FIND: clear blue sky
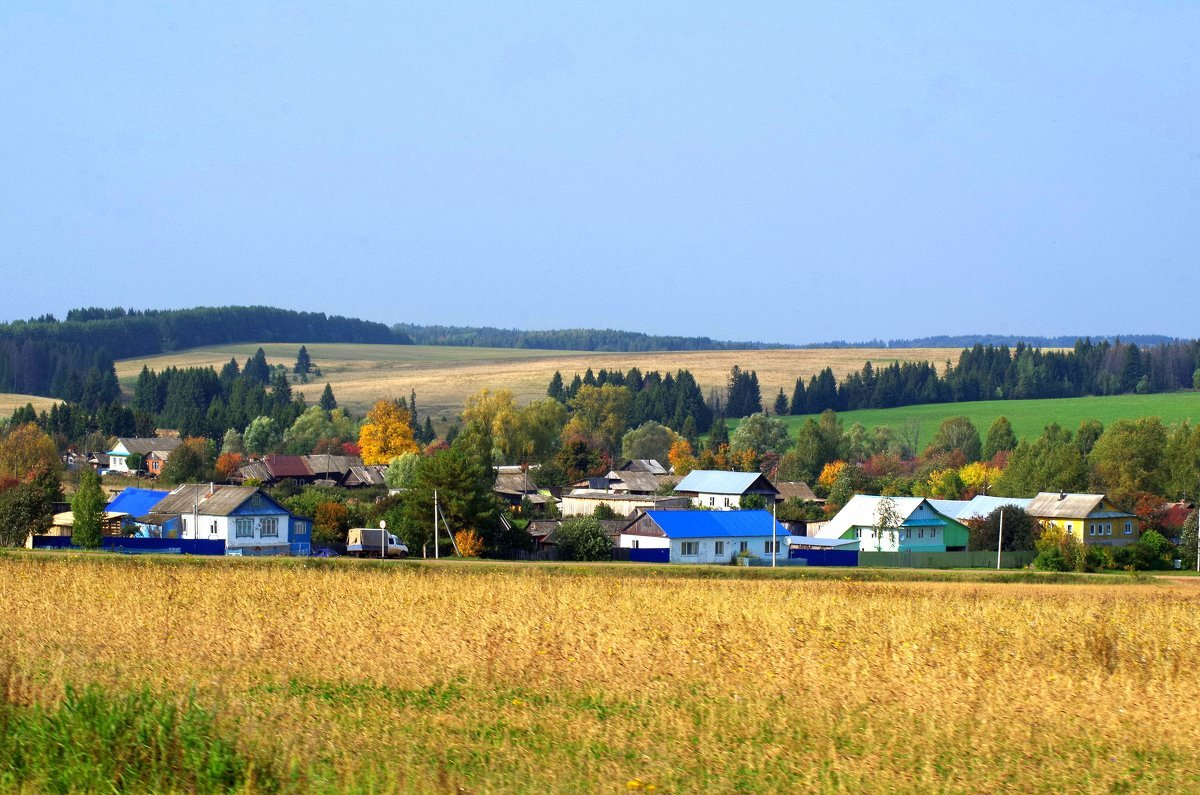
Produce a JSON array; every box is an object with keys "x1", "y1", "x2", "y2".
[{"x1": 2, "y1": 2, "x2": 1197, "y2": 344}]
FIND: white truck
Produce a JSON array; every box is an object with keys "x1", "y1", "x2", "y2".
[{"x1": 345, "y1": 528, "x2": 409, "y2": 558}]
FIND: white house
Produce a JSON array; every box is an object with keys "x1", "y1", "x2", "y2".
[
  {"x1": 107, "y1": 437, "x2": 182, "y2": 474},
  {"x1": 816, "y1": 495, "x2": 971, "y2": 552},
  {"x1": 672, "y1": 470, "x2": 779, "y2": 510},
  {"x1": 147, "y1": 484, "x2": 301, "y2": 556},
  {"x1": 619, "y1": 510, "x2": 789, "y2": 564}
]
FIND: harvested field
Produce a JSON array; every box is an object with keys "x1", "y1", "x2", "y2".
[
  {"x1": 114, "y1": 343, "x2": 959, "y2": 417},
  {"x1": 0, "y1": 393, "x2": 59, "y2": 415},
  {"x1": 1, "y1": 554, "x2": 1197, "y2": 793}
]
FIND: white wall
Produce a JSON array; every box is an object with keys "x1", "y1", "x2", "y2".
[
  {"x1": 617, "y1": 534, "x2": 670, "y2": 549},
  {"x1": 181, "y1": 513, "x2": 291, "y2": 552},
  {"x1": 669, "y1": 536, "x2": 782, "y2": 564},
  {"x1": 690, "y1": 493, "x2": 743, "y2": 510}
]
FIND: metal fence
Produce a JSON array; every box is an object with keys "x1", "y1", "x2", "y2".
[
  {"x1": 787, "y1": 549, "x2": 860, "y2": 567},
  {"x1": 858, "y1": 550, "x2": 1036, "y2": 569},
  {"x1": 31, "y1": 536, "x2": 227, "y2": 556}
]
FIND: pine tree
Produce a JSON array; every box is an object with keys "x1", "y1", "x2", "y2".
[
  {"x1": 319, "y1": 383, "x2": 338, "y2": 411},
  {"x1": 71, "y1": 469, "x2": 105, "y2": 549},
  {"x1": 547, "y1": 371, "x2": 566, "y2": 402},
  {"x1": 422, "y1": 416, "x2": 436, "y2": 445},
  {"x1": 294, "y1": 345, "x2": 313, "y2": 376},
  {"x1": 709, "y1": 414, "x2": 729, "y2": 448},
  {"x1": 773, "y1": 388, "x2": 789, "y2": 416}
]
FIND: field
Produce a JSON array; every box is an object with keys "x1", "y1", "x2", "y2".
[
  {"x1": 2, "y1": 554, "x2": 1199, "y2": 793},
  {"x1": 0, "y1": 393, "x2": 59, "y2": 416},
  {"x1": 114, "y1": 343, "x2": 959, "y2": 417},
  {"x1": 749, "y1": 392, "x2": 1200, "y2": 442}
]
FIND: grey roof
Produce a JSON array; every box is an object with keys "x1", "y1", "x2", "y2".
[
  {"x1": 304, "y1": 455, "x2": 362, "y2": 476},
  {"x1": 787, "y1": 535, "x2": 859, "y2": 548},
  {"x1": 345, "y1": 466, "x2": 387, "y2": 487},
  {"x1": 610, "y1": 471, "x2": 660, "y2": 494},
  {"x1": 150, "y1": 485, "x2": 282, "y2": 517},
  {"x1": 673, "y1": 470, "x2": 778, "y2": 496},
  {"x1": 237, "y1": 460, "x2": 273, "y2": 482},
  {"x1": 620, "y1": 459, "x2": 668, "y2": 475},
  {"x1": 112, "y1": 437, "x2": 183, "y2": 456},
  {"x1": 953, "y1": 495, "x2": 1033, "y2": 520},
  {"x1": 494, "y1": 471, "x2": 540, "y2": 495},
  {"x1": 774, "y1": 481, "x2": 819, "y2": 502},
  {"x1": 1026, "y1": 493, "x2": 1132, "y2": 520}
]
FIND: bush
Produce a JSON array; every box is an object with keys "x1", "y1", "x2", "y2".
[
  {"x1": 555, "y1": 517, "x2": 613, "y2": 562},
  {"x1": 1113, "y1": 530, "x2": 1176, "y2": 571}
]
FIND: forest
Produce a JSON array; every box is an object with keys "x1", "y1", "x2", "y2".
[{"x1": 0, "y1": 307, "x2": 407, "y2": 399}]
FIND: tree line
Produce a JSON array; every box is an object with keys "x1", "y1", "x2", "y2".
[
  {"x1": 396, "y1": 323, "x2": 783, "y2": 352},
  {"x1": 0, "y1": 307, "x2": 408, "y2": 399}
]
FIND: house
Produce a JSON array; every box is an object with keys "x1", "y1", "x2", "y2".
[
  {"x1": 929, "y1": 495, "x2": 1032, "y2": 523},
  {"x1": 606, "y1": 470, "x2": 662, "y2": 495},
  {"x1": 494, "y1": 467, "x2": 548, "y2": 510},
  {"x1": 773, "y1": 481, "x2": 821, "y2": 504},
  {"x1": 144, "y1": 449, "x2": 177, "y2": 478},
  {"x1": 343, "y1": 465, "x2": 388, "y2": 488},
  {"x1": 105, "y1": 488, "x2": 169, "y2": 536},
  {"x1": 673, "y1": 470, "x2": 779, "y2": 510},
  {"x1": 1025, "y1": 492, "x2": 1139, "y2": 547},
  {"x1": 235, "y1": 455, "x2": 317, "y2": 485},
  {"x1": 1160, "y1": 501, "x2": 1195, "y2": 542},
  {"x1": 147, "y1": 484, "x2": 301, "y2": 556},
  {"x1": 48, "y1": 510, "x2": 128, "y2": 537},
  {"x1": 619, "y1": 510, "x2": 789, "y2": 564},
  {"x1": 816, "y1": 496, "x2": 970, "y2": 552},
  {"x1": 559, "y1": 490, "x2": 689, "y2": 517},
  {"x1": 107, "y1": 437, "x2": 183, "y2": 474}
]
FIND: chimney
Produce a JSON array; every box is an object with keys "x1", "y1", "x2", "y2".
[
  {"x1": 1058, "y1": 492, "x2": 1066, "y2": 501},
  {"x1": 209, "y1": 482, "x2": 215, "y2": 495}
]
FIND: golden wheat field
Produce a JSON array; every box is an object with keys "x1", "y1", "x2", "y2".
[
  {"x1": 1, "y1": 555, "x2": 1198, "y2": 793},
  {"x1": 0, "y1": 393, "x2": 59, "y2": 415},
  {"x1": 113, "y1": 343, "x2": 961, "y2": 417}
]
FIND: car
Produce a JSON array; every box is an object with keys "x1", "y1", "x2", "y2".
[{"x1": 310, "y1": 548, "x2": 340, "y2": 558}]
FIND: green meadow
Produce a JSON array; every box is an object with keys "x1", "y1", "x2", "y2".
[{"x1": 739, "y1": 392, "x2": 1200, "y2": 441}]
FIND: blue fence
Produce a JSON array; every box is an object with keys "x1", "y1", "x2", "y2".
[
  {"x1": 31, "y1": 536, "x2": 226, "y2": 556},
  {"x1": 627, "y1": 548, "x2": 670, "y2": 564},
  {"x1": 789, "y1": 548, "x2": 859, "y2": 567}
]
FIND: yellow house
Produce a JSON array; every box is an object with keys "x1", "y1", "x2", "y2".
[{"x1": 1025, "y1": 492, "x2": 1139, "y2": 547}]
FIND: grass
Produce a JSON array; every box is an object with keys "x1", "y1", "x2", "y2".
[
  {"x1": 113, "y1": 343, "x2": 960, "y2": 416},
  {"x1": 1, "y1": 553, "x2": 1198, "y2": 792},
  {"x1": 743, "y1": 392, "x2": 1200, "y2": 441}
]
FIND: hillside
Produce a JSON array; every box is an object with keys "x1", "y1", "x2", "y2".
[
  {"x1": 114, "y1": 343, "x2": 960, "y2": 417},
  {"x1": 743, "y1": 392, "x2": 1200, "y2": 443}
]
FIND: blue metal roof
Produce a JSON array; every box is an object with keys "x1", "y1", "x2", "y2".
[
  {"x1": 673, "y1": 470, "x2": 776, "y2": 495},
  {"x1": 106, "y1": 488, "x2": 169, "y2": 517},
  {"x1": 644, "y1": 510, "x2": 786, "y2": 539}
]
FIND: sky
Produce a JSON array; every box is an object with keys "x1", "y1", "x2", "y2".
[{"x1": 1, "y1": 2, "x2": 1197, "y2": 344}]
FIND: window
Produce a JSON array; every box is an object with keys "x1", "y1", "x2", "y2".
[
  {"x1": 714, "y1": 541, "x2": 724, "y2": 556},
  {"x1": 931, "y1": 528, "x2": 937, "y2": 538},
  {"x1": 209, "y1": 521, "x2": 217, "y2": 535},
  {"x1": 764, "y1": 540, "x2": 779, "y2": 554},
  {"x1": 681, "y1": 541, "x2": 699, "y2": 556},
  {"x1": 918, "y1": 528, "x2": 924, "y2": 539},
  {"x1": 235, "y1": 518, "x2": 253, "y2": 538},
  {"x1": 709, "y1": 497, "x2": 715, "y2": 507},
  {"x1": 739, "y1": 541, "x2": 748, "y2": 553},
  {"x1": 1106, "y1": 524, "x2": 1113, "y2": 536},
  {"x1": 1125, "y1": 521, "x2": 1133, "y2": 535},
  {"x1": 631, "y1": 539, "x2": 640, "y2": 549},
  {"x1": 1067, "y1": 523, "x2": 1073, "y2": 533},
  {"x1": 855, "y1": 528, "x2": 862, "y2": 539},
  {"x1": 1089, "y1": 524, "x2": 1095, "y2": 536},
  {"x1": 724, "y1": 497, "x2": 731, "y2": 508},
  {"x1": 260, "y1": 518, "x2": 279, "y2": 538}
]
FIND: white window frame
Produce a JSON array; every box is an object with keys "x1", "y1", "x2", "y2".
[
  {"x1": 235, "y1": 518, "x2": 253, "y2": 538},
  {"x1": 631, "y1": 539, "x2": 640, "y2": 549},
  {"x1": 714, "y1": 541, "x2": 724, "y2": 556},
  {"x1": 764, "y1": 540, "x2": 779, "y2": 554},
  {"x1": 739, "y1": 541, "x2": 748, "y2": 553},
  {"x1": 209, "y1": 521, "x2": 218, "y2": 536},
  {"x1": 260, "y1": 517, "x2": 279, "y2": 538},
  {"x1": 1125, "y1": 521, "x2": 1133, "y2": 535},
  {"x1": 724, "y1": 497, "x2": 731, "y2": 508},
  {"x1": 681, "y1": 541, "x2": 699, "y2": 556},
  {"x1": 708, "y1": 496, "x2": 715, "y2": 507}
]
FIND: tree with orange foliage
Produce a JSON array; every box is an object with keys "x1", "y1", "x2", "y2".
[
  {"x1": 817, "y1": 460, "x2": 846, "y2": 491},
  {"x1": 314, "y1": 501, "x2": 350, "y2": 546},
  {"x1": 358, "y1": 400, "x2": 419, "y2": 465},
  {"x1": 668, "y1": 439, "x2": 697, "y2": 477},
  {"x1": 215, "y1": 452, "x2": 244, "y2": 482},
  {"x1": 0, "y1": 423, "x2": 59, "y2": 480},
  {"x1": 454, "y1": 529, "x2": 484, "y2": 558}
]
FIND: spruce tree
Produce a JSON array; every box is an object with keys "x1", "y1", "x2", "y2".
[
  {"x1": 319, "y1": 383, "x2": 338, "y2": 411},
  {"x1": 790, "y1": 378, "x2": 806, "y2": 416},
  {"x1": 709, "y1": 414, "x2": 729, "y2": 448},
  {"x1": 71, "y1": 469, "x2": 105, "y2": 549},
  {"x1": 547, "y1": 371, "x2": 566, "y2": 402},
  {"x1": 773, "y1": 388, "x2": 789, "y2": 416},
  {"x1": 294, "y1": 345, "x2": 313, "y2": 377}
]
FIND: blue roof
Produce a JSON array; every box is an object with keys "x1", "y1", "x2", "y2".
[
  {"x1": 106, "y1": 488, "x2": 169, "y2": 517},
  {"x1": 644, "y1": 510, "x2": 786, "y2": 539},
  {"x1": 673, "y1": 470, "x2": 776, "y2": 495}
]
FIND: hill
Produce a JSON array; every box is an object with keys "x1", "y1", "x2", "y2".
[
  {"x1": 114, "y1": 343, "x2": 960, "y2": 417},
  {"x1": 743, "y1": 392, "x2": 1200, "y2": 443}
]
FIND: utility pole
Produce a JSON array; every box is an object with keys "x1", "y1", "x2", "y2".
[
  {"x1": 379, "y1": 519, "x2": 386, "y2": 561},
  {"x1": 771, "y1": 500, "x2": 777, "y2": 568},
  {"x1": 433, "y1": 489, "x2": 439, "y2": 560},
  {"x1": 996, "y1": 510, "x2": 1005, "y2": 570}
]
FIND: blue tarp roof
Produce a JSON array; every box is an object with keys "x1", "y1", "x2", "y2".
[
  {"x1": 106, "y1": 488, "x2": 169, "y2": 517},
  {"x1": 644, "y1": 510, "x2": 786, "y2": 539}
]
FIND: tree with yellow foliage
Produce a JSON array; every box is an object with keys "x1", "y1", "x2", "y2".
[
  {"x1": 959, "y1": 460, "x2": 1002, "y2": 496},
  {"x1": 0, "y1": 423, "x2": 59, "y2": 480},
  {"x1": 358, "y1": 400, "x2": 419, "y2": 465},
  {"x1": 817, "y1": 460, "x2": 845, "y2": 491},
  {"x1": 668, "y1": 439, "x2": 697, "y2": 477}
]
